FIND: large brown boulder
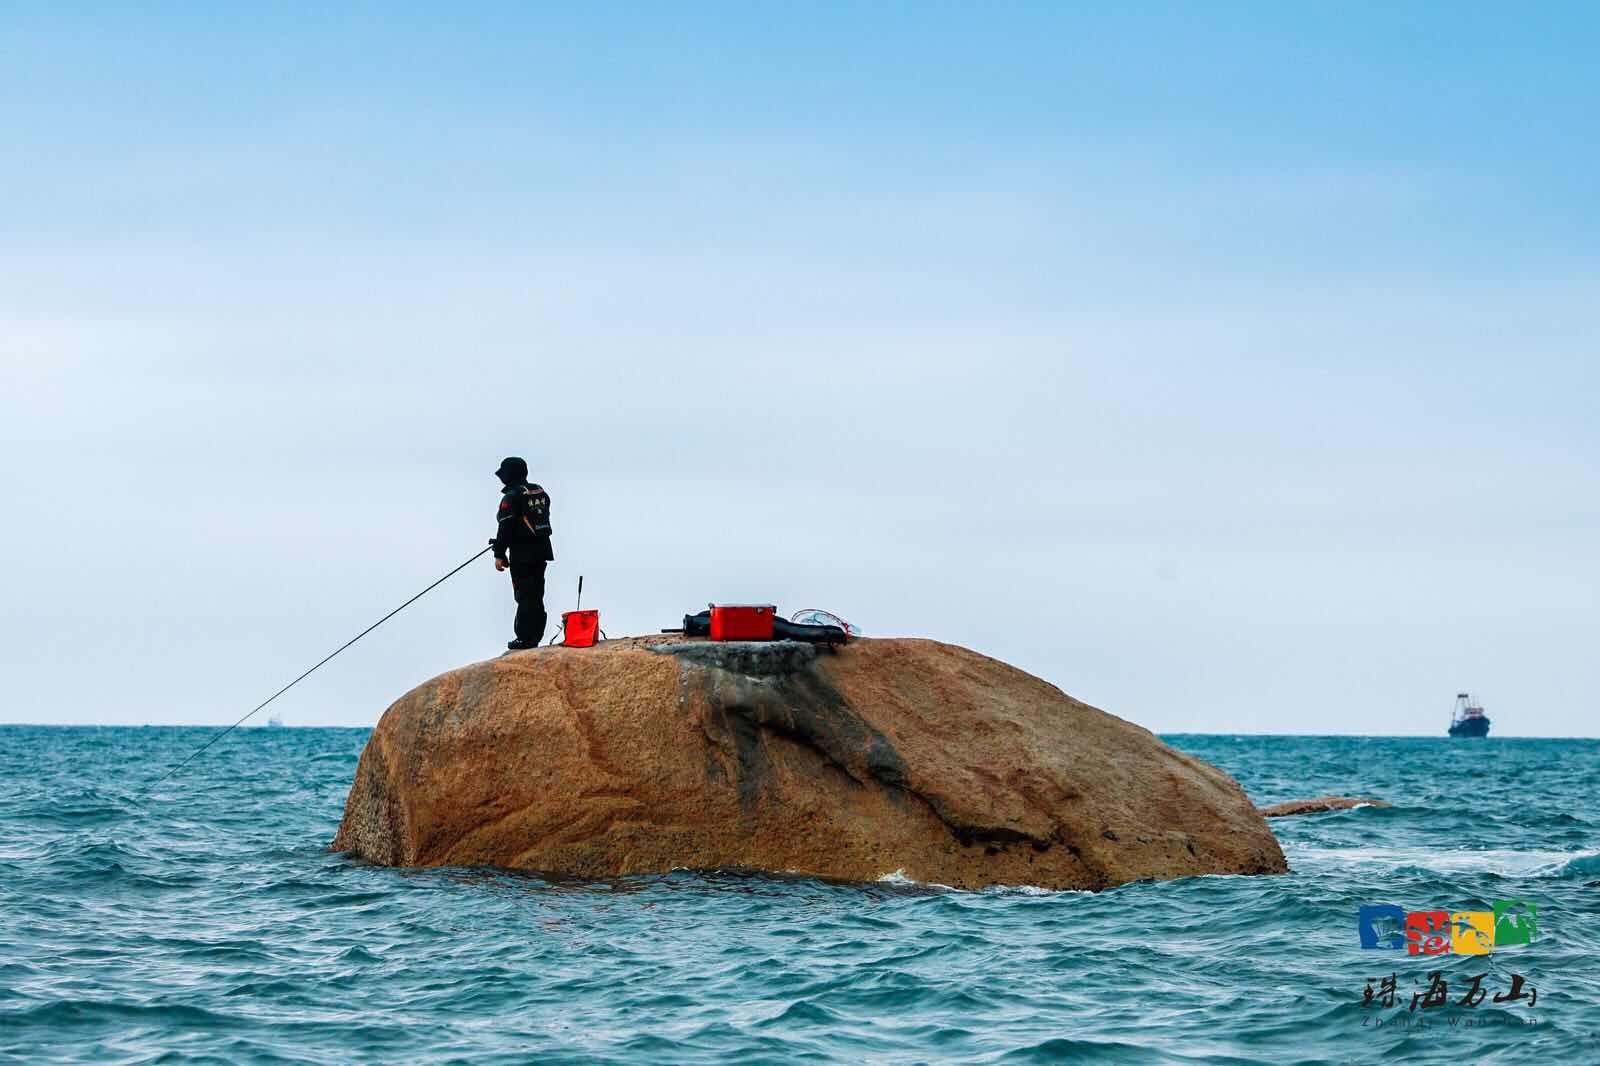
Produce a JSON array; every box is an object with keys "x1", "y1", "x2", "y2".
[{"x1": 333, "y1": 637, "x2": 1286, "y2": 890}]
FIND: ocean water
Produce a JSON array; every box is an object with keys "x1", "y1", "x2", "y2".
[{"x1": 1, "y1": 727, "x2": 1595, "y2": 1065}]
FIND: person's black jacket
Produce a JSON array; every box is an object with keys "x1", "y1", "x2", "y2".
[{"x1": 493, "y1": 483, "x2": 554, "y2": 562}]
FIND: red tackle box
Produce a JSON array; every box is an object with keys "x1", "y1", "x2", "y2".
[
  {"x1": 562, "y1": 609, "x2": 600, "y2": 648},
  {"x1": 709, "y1": 604, "x2": 776, "y2": 641}
]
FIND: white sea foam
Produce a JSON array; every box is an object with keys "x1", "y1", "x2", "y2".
[
  {"x1": 874, "y1": 869, "x2": 1089, "y2": 895},
  {"x1": 1288, "y1": 845, "x2": 1599, "y2": 877},
  {"x1": 982, "y1": 883, "x2": 1092, "y2": 897},
  {"x1": 874, "y1": 870, "x2": 963, "y2": 891}
]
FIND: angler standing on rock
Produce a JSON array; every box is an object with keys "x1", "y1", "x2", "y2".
[{"x1": 491, "y1": 456, "x2": 554, "y2": 650}]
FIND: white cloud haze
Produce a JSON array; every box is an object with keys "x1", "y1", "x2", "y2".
[{"x1": 2, "y1": 7, "x2": 1595, "y2": 735}]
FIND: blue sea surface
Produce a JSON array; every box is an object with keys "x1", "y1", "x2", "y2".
[{"x1": 0, "y1": 727, "x2": 1595, "y2": 1064}]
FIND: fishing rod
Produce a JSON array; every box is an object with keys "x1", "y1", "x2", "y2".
[{"x1": 145, "y1": 544, "x2": 494, "y2": 794}]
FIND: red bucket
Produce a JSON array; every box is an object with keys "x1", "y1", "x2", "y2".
[{"x1": 562, "y1": 609, "x2": 600, "y2": 648}]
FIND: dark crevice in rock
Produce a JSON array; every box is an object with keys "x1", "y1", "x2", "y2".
[{"x1": 656, "y1": 639, "x2": 1099, "y2": 880}]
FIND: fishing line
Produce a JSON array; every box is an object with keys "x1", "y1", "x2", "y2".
[{"x1": 145, "y1": 545, "x2": 493, "y2": 794}]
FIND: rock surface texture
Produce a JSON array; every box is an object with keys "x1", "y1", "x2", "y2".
[
  {"x1": 333, "y1": 637, "x2": 1287, "y2": 890},
  {"x1": 1258, "y1": 796, "x2": 1390, "y2": 818}
]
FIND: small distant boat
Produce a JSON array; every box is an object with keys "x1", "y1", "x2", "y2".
[
  {"x1": 1448, "y1": 692, "x2": 1490, "y2": 738},
  {"x1": 266, "y1": 715, "x2": 285, "y2": 729}
]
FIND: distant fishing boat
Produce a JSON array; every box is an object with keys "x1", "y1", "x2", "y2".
[
  {"x1": 1448, "y1": 692, "x2": 1490, "y2": 738},
  {"x1": 266, "y1": 715, "x2": 285, "y2": 729}
]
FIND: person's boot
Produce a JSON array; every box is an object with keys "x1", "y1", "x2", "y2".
[{"x1": 506, "y1": 639, "x2": 537, "y2": 651}]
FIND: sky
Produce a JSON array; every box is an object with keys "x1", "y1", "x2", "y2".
[{"x1": 2, "y1": 4, "x2": 1596, "y2": 736}]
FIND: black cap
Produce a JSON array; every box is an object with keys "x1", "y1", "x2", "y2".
[{"x1": 494, "y1": 456, "x2": 528, "y2": 482}]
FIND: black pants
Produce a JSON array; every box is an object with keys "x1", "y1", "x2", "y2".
[{"x1": 508, "y1": 549, "x2": 548, "y2": 645}]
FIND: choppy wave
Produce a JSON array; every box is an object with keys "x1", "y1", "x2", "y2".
[
  {"x1": 1553, "y1": 851, "x2": 1600, "y2": 880},
  {"x1": 1287, "y1": 845, "x2": 1600, "y2": 877},
  {"x1": 0, "y1": 726, "x2": 1595, "y2": 1064}
]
